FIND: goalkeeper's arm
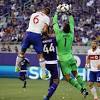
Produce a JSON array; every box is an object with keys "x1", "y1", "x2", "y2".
[
  {"x1": 53, "y1": 12, "x2": 60, "y2": 34},
  {"x1": 68, "y1": 15, "x2": 74, "y2": 34}
]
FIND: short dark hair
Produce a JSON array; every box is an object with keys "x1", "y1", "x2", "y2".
[
  {"x1": 63, "y1": 23, "x2": 70, "y2": 33},
  {"x1": 44, "y1": 7, "x2": 50, "y2": 15}
]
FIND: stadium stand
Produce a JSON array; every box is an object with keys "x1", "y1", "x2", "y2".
[{"x1": 0, "y1": 0, "x2": 100, "y2": 53}]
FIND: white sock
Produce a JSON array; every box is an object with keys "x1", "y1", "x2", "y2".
[
  {"x1": 16, "y1": 55, "x2": 24, "y2": 67},
  {"x1": 90, "y1": 86, "x2": 98, "y2": 99},
  {"x1": 39, "y1": 59, "x2": 46, "y2": 73}
]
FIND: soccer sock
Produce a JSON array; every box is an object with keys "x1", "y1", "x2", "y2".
[
  {"x1": 24, "y1": 80, "x2": 27, "y2": 88},
  {"x1": 76, "y1": 75, "x2": 86, "y2": 89},
  {"x1": 47, "y1": 83, "x2": 58, "y2": 98},
  {"x1": 49, "y1": 78, "x2": 53, "y2": 87},
  {"x1": 39, "y1": 59, "x2": 46, "y2": 79},
  {"x1": 90, "y1": 86, "x2": 98, "y2": 99},
  {"x1": 68, "y1": 78, "x2": 82, "y2": 91}
]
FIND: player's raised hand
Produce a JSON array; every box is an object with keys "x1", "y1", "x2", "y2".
[
  {"x1": 56, "y1": 4, "x2": 62, "y2": 13},
  {"x1": 56, "y1": 4, "x2": 72, "y2": 15}
]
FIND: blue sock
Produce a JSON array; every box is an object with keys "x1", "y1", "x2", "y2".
[{"x1": 47, "y1": 83, "x2": 58, "y2": 98}]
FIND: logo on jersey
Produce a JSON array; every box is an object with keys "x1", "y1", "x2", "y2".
[
  {"x1": 89, "y1": 55, "x2": 100, "y2": 60},
  {"x1": 33, "y1": 15, "x2": 39, "y2": 24}
]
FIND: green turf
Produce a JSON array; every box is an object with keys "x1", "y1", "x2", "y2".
[{"x1": 0, "y1": 78, "x2": 99, "y2": 100}]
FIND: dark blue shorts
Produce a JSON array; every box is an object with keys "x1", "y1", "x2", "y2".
[
  {"x1": 89, "y1": 71, "x2": 100, "y2": 82},
  {"x1": 19, "y1": 72, "x2": 26, "y2": 80},
  {"x1": 46, "y1": 64, "x2": 59, "y2": 79},
  {"x1": 21, "y1": 32, "x2": 43, "y2": 53}
]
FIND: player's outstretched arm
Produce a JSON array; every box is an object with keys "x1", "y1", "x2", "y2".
[
  {"x1": 53, "y1": 12, "x2": 60, "y2": 34},
  {"x1": 69, "y1": 15, "x2": 74, "y2": 34}
]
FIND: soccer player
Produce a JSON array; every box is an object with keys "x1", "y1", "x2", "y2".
[
  {"x1": 42, "y1": 29, "x2": 59, "y2": 100},
  {"x1": 53, "y1": 11, "x2": 88, "y2": 97},
  {"x1": 86, "y1": 40, "x2": 100, "y2": 100},
  {"x1": 16, "y1": 7, "x2": 50, "y2": 77},
  {"x1": 17, "y1": 57, "x2": 30, "y2": 88}
]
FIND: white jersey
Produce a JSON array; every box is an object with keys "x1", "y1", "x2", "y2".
[
  {"x1": 88, "y1": 47, "x2": 100, "y2": 71},
  {"x1": 26, "y1": 12, "x2": 50, "y2": 34}
]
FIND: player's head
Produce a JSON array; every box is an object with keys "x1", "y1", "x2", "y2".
[
  {"x1": 42, "y1": 26, "x2": 54, "y2": 39},
  {"x1": 24, "y1": 58, "x2": 30, "y2": 63},
  {"x1": 91, "y1": 40, "x2": 98, "y2": 50},
  {"x1": 62, "y1": 20, "x2": 70, "y2": 33},
  {"x1": 42, "y1": 7, "x2": 50, "y2": 15}
]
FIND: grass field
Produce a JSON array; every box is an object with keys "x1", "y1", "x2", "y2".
[{"x1": 0, "y1": 78, "x2": 99, "y2": 100}]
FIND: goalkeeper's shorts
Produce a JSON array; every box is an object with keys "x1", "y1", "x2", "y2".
[{"x1": 59, "y1": 58, "x2": 77, "y2": 75}]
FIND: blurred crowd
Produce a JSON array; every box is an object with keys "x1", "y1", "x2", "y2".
[{"x1": 0, "y1": 0, "x2": 100, "y2": 47}]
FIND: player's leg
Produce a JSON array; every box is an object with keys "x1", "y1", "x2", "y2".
[
  {"x1": 49, "y1": 78, "x2": 53, "y2": 87},
  {"x1": 89, "y1": 71, "x2": 98, "y2": 100},
  {"x1": 15, "y1": 32, "x2": 31, "y2": 70},
  {"x1": 60, "y1": 61, "x2": 88, "y2": 97},
  {"x1": 71, "y1": 63, "x2": 86, "y2": 89},
  {"x1": 60, "y1": 61, "x2": 82, "y2": 90},
  {"x1": 96, "y1": 71, "x2": 100, "y2": 100},
  {"x1": 96, "y1": 83, "x2": 100, "y2": 100},
  {"x1": 32, "y1": 33, "x2": 47, "y2": 78},
  {"x1": 19, "y1": 72, "x2": 27, "y2": 88},
  {"x1": 70, "y1": 59, "x2": 88, "y2": 97},
  {"x1": 44, "y1": 64, "x2": 59, "y2": 100},
  {"x1": 23, "y1": 72, "x2": 27, "y2": 88}
]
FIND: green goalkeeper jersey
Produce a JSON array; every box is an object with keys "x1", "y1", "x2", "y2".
[{"x1": 53, "y1": 13, "x2": 74, "y2": 61}]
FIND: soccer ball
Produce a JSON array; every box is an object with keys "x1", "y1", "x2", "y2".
[
  {"x1": 57, "y1": 4, "x2": 71, "y2": 13},
  {"x1": 61, "y1": 4, "x2": 69, "y2": 12}
]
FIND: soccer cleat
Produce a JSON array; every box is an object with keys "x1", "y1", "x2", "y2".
[
  {"x1": 81, "y1": 88, "x2": 88, "y2": 98},
  {"x1": 42, "y1": 71, "x2": 49, "y2": 79},
  {"x1": 43, "y1": 96, "x2": 49, "y2": 100},
  {"x1": 22, "y1": 85, "x2": 26, "y2": 88}
]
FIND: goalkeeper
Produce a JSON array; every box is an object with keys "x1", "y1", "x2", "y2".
[{"x1": 53, "y1": 4, "x2": 88, "y2": 97}]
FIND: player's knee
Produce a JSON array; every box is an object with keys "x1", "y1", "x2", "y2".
[
  {"x1": 64, "y1": 74, "x2": 70, "y2": 81},
  {"x1": 89, "y1": 82, "x2": 94, "y2": 88},
  {"x1": 72, "y1": 71, "x2": 77, "y2": 77},
  {"x1": 53, "y1": 79, "x2": 59, "y2": 85},
  {"x1": 97, "y1": 82, "x2": 100, "y2": 87},
  {"x1": 19, "y1": 76, "x2": 25, "y2": 81}
]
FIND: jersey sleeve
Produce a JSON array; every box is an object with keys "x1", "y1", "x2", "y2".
[
  {"x1": 69, "y1": 15, "x2": 74, "y2": 34},
  {"x1": 53, "y1": 12, "x2": 61, "y2": 35}
]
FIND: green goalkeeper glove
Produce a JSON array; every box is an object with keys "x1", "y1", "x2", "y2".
[{"x1": 15, "y1": 67, "x2": 20, "y2": 72}]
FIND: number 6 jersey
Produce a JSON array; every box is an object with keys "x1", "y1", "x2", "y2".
[{"x1": 27, "y1": 12, "x2": 50, "y2": 34}]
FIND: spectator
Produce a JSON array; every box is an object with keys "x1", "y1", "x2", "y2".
[{"x1": 14, "y1": 46, "x2": 19, "y2": 53}]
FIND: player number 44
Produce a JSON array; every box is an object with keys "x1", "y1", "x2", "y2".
[{"x1": 43, "y1": 43, "x2": 55, "y2": 54}]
